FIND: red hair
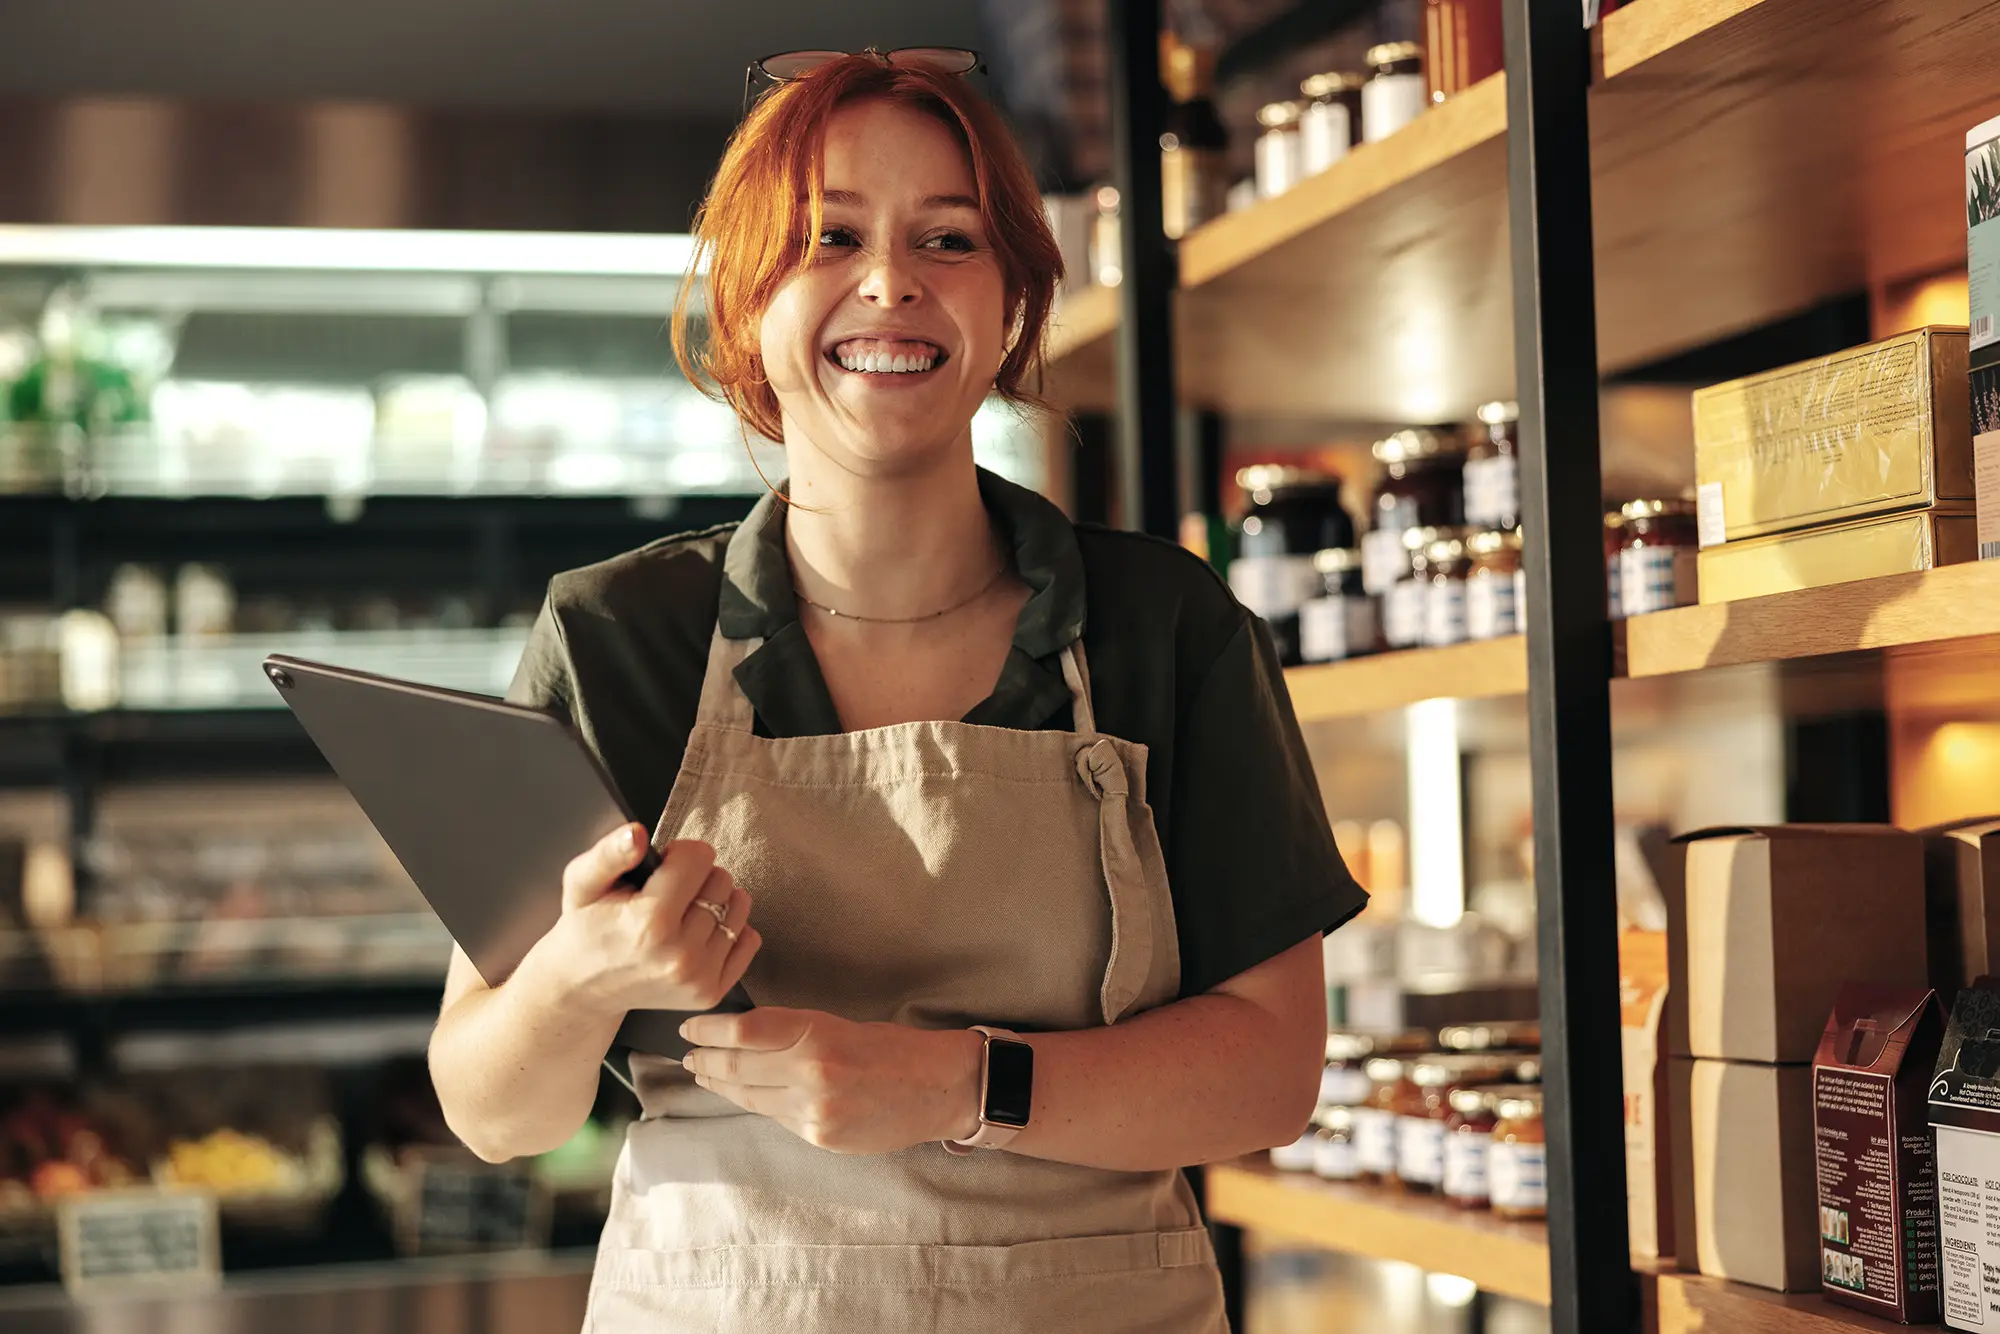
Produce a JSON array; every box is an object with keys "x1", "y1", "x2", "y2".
[{"x1": 671, "y1": 55, "x2": 1063, "y2": 443}]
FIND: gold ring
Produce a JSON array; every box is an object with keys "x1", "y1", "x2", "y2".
[{"x1": 695, "y1": 898, "x2": 729, "y2": 926}]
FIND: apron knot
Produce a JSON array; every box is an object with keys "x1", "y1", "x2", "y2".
[{"x1": 1075, "y1": 739, "x2": 1129, "y2": 799}]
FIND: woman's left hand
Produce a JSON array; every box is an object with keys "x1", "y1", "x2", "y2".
[{"x1": 680, "y1": 1008, "x2": 985, "y2": 1154}]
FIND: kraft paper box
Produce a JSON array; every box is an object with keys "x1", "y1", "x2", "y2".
[
  {"x1": 1622, "y1": 930, "x2": 1674, "y2": 1261},
  {"x1": 1670, "y1": 1056, "x2": 1819, "y2": 1291},
  {"x1": 1667, "y1": 826, "x2": 1927, "y2": 1064},
  {"x1": 1694, "y1": 327, "x2": 1971, "y2": 545},
  {"x1": 1928, "y1": 979, "x2": 2000, "y2": 1329},
  {"x1": 1922, "y1": 817, "x2": 2000, "y2": 1002},
  {"x1": 1695, "y1": 507, "x2": 1976, "y2": 604},
  {"x1": 1813, "y1": 984, "x2": 1944, "y2": 1323}
]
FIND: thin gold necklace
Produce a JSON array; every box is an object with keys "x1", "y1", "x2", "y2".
[{"x1": 794, "y1": 561, "x2": 1010, "y2": 623}]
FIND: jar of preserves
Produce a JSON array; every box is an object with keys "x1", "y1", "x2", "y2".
[
  {"x1": 1424, "y1": 0, "x2": 1505, "y2": 105},
  {"x1": 1604, "y1": 509, "x2": 1626, "y2": 618},
  {"x1": 1229, "y1": 466, "x2": 1356, "y2": 665},
  {"x1": 1489, "y1": 1091, "x2": 1547, "y2": 1219},
  {"x1": 1362, "y1": 42, "x2": 1427, "y2": 144},
  {"x1": 1378, "y1": 526, "x2": 1441, "y2": 650},
  {"x1": 1255, "y1": 101, "x2": 1305, "y2": 198},
  {"x1": 1372, "y1": 428, "x2": 1466, "y2": 534},
  {"x1": 1463, "y1": 400, "x2": 1520, "y2": 529},
  {"x1": 1442, "y1": 1086, "x2": 1497, "y2": 1207},
  {"x1": 1618, "y1": 499, "x2": 1699, "y2": 616},
  {"x1": 1398, "y1": 1058, "x2": 1509, "y2": 1191},
  {"x1": 1298, "y1": 71, "x2": 1365, "y2": 173},
  {"x1": 1355, "y1": 1056, "x2": 1413, "y2": 1181},
  {"x1": 1320, "y1": 1031, "x2": 1379, "y2": 1107},
  {"x1": 1300, "y1": 549, "x2": 1377, "y2": 664},
  {"x1": 1422, "y1": 535, "x2": 1471, "y2": 648},
  {"x1": 1312, "y1": 1105, "x2": 1361, "y2": 1180},
  {"x1": 1465, "y1": 528, "x2": 1523, "y2": 640}
]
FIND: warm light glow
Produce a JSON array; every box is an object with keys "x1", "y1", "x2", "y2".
[
  {"x1": 1406, "y1": 697, "x2": 1466, "y2": 928},
  {"x1": 0, "y1": 224, "x2": 698, "y2": 276},
  {"x1": 1425, "y1": 1272, "x2": 1480, "y2": 1307}
]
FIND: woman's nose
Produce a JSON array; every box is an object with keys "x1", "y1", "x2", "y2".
[{"x1": 858, "y1": 253, "x2": 921, "y2": 305}]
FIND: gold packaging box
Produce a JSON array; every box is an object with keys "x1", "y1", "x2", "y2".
[
  {"x1": 1696, "y1": 507, "x2": 1976, "y2": 604},
  {"x1": 1693, "y1": 326, "x2": 1971, "y2": 542}
]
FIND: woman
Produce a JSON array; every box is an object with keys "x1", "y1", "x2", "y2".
[{"x1": 427, "y1": 50, "x2": 1365, "y2": 1333}]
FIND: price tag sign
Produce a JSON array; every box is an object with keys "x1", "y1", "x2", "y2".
[
  {"x1": 404, "y1": 1153, "x2": 551, "y2": 1256},
  {"x1": 58, "y1": 1189, "x2": 220, "y2": 1297}
]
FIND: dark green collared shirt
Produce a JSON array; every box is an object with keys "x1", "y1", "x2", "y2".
[{"x1": 508, "y1": 469, "x2": 1365, "y2": 1000}]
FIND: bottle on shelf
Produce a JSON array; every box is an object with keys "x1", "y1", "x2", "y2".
[
  {"x1": 1362, "y1": 42, "x2": 1429, "y2": 144},
  {"x1": 1299, "y1": 72, "x2": 1367, "y2": 174},
  {"x1": 1159, "y1": 31, "x2": 1229, "y2": 240}
]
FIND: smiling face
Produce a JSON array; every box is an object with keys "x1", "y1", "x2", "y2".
[{"x1": 756, "y1": 98, "x2": 1009, "y2": 479}]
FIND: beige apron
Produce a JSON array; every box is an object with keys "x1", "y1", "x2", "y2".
[{"x1": 583, "y1": 625, "x2": 1228, "y2": 1334}]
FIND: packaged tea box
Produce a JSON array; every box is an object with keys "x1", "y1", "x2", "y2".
[
  {"x1": 1813, "y1": 984, "x2": 1943, "y2": 1322},
  {"x1": 1929, "y1": 979, "x2": 2000, "y2": 1329}
]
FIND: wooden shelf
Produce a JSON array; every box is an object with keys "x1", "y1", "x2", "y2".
[
  {"x1": 1649, "y1": 1271, "x2": 1919, "y2": 1333},
  {"x1": 1204, "y1": 1159, "x2": 1551, "y2": 1306},
  {"x1": 1286, "y1": 635, "x2": 1526, "y2": 723},
  {"x1": 1045, "y1": 0, "x2": 2000, "y2": 419}
]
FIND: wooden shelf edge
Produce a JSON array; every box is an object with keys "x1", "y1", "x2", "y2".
[
  {"x1": 1597, "y1": 0, "x2": 1767, "y2": 82},
  {"x1": 1206, "y1": 1160, "x2": 1551, "y2": 1306},
  {"x1": 1045, "y1": 282, "x2": 1119, "y2": 365},
  {"x1": 1286, "y1": 636, "x2": 1527, "y2": 722},
  {"x1": 1649, "y1": 1270, "x2": 1918, "y2": 1333}
]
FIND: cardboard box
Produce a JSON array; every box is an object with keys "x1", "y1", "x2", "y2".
[
  {"x1": 1668, "y1": 827, "x2": 1927, "y2": 1064},
  {"x1": 1975, "y1": 355, "x2": 2000, "y2": 561},
  {"x1": 1670, "y1": 1056, "x2": 1819, "y2": 1291},
  {"x1": 1922, "y1": 817, "x2": 2000, "y2": 1002},
  {"x1": 1969, "y1": 112, "x2": 2000, "y2": 358},
  {"x1": 1813, "y1": 984, "x2": 1945, "y2": 1323},
  {"x1": 1694, "y1": 326, "x2": 1971, "y2": 544},
  {"x1": 1623, "y1": 930, "x2": 1674, "y2": 1261},
  {"x1": 1695, "y1": 507, "x2": 1976, "y2": 604},
  {"x1": 1929, "y1": 979, "x2": 2000, "y2": 1329}
]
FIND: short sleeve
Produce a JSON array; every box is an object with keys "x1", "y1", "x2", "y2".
[
  {"x1": 1166, "y1": 614, "x2": 1367, "y2": 997},
  {"x1": 505, "y1": 599, "x2": 575, "y2": 714}
]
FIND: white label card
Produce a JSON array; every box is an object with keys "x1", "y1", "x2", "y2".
[
  {"x1": 1696, "y1": 482, "x2": 1727, "y2": 548},
  {"x1": 59, "y1": 1189, "x2": 221, "y2": 1297}
]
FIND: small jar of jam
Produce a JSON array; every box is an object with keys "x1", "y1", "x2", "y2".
[
  {"x1": 1465, "y1": 528, "x2": 1523, "y2": 640},
  {"x1": 1442, "y1": 1086, "x2": 1497, "y2": 1208},
  {"x1": 1617, "y1": 498, "x2": 1700, "y2": 616},
  {"x1": 1422, "y1": 535, "x2": 1471, "y2": 648},
  {"x1": 1361, "y1": 41, "x2": 1427, "y2": 144},
  {"x1": 1398, "y1": 1057, "x2": 1509, "y2": 1192},
  {"x1": 1604, "y1": 509, "x2": 1627, "y2": 618},
  {"x1": 1463, "y1": 400, "x2": 1520, "y2": 529},
  {"x1": 1355, "y1": 1056, "x2": 1413, "y2": 1182},
  {"x1": 1312, "y1": 1105, "x2": 1361, "y2": 1181},
  {"x1": 1321, "y1": 1032, "x2": 1379, "y2": 1108},
  {"x1": 1298, "y1": 71, "x2": 1366, "y2": 172},
  {"x1": 1230, "y1": 466, "x2": 1357, "y2": 665},
  {"x1": 1372, "y1": 429, "x2": 1466, "y2": 534},
  {"x1": 1255, "y1": 100, "x2": 1306, "y2": 198},
  {"x1": 1489, "y1": 1092, "x2": 1548, "y2": 1219},
  {"x1": 1300, "y1": 549, "x2": 1378, "y2": 663}
]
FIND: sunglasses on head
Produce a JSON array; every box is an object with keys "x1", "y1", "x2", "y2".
[{"x1": 742, "y1": 46, "x2": 985, "y2": 114}]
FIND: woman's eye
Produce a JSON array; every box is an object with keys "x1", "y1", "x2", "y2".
[
  {"x1": 817, "y1": 227, "x2": 861, "y2": 250},
  {"x1": 922, "y1": 231, "x2": 977, "y2": 254}
]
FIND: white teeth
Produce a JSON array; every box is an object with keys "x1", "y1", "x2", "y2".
[
  {"x1": 891, "y1": 354, "x2": 910, "y2": 373},
  {"x1": 832, "y1": 344, "x2": 939, "y2": 374}
]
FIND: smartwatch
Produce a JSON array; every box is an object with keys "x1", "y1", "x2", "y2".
[{"x1": 944, "y1": 1026, "x2": 1034, "y2": 1154}]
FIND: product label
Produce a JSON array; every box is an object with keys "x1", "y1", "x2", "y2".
[
  {"x1": 1443, "y1": 1130, "x2": 1491, "y2": 1202},
  {"x1": 1970, "y1": 120, "x2": 2000, "y2": 350},
  {"x1": 1320, "y1": 1067, "x2": 1372, "y2": 1107},
  {"x1": 1314, "y1": 1134, "x2": 1360, "y2": 1181},
  {"x1": 1362, "y1": 528, "x2": 1409, "y2": 595},
  {"x1": 1976, "y1": 361, "x2": 2000, "y2": 561},
  {"x1": 1300, "y1": 596, "x2": 1377, "y2": 663},
  {"x1": 1397, "y1": 1115, "x2": 1446, "y2": 1186},
  {"x1": 1464, "y1": 455, "x2": 1520, "y2": 529},
  {"x1": 1934, "y1": 1129, "x2": 2000, "y2": 1328},
  {"x1": 1353, "y1": 1107, "x2": 1397, "y2": 1177},
  {"x1": 1227, "y1": 554, "x2": 1319, "y2": 620},
  {"x1": 1383, "y1": 581, "x2": 1427, "y2": 649},
  {"x1": 1466, "y1": 569, "x2": 1519, "y2": 640},
  {"x1": 1489, "y1": 1142, "x2": 1548, "y2": 1212},
  {"x1": 1815, "y1": 1066, "x2": 1937, "y2": 1313},
  {"x1": 1299, "y1": 102, "x2": 1352, "y2": 175},
  {"x1": 1423, "y1": 579, "x2": 1468, "y2": 647},
  {"x1": 1361, "y1": 74, "x2": 1427, "y2": 145},
  {"x1": 1697, "y1": 482, "x2": 1728, "y2": 548},
  {"x1": 1618, "y1": 545, "x2": 1698, "y2": 617}
]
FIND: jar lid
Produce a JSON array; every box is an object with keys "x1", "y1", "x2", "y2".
[
  {"x1": 1258, "y1": 100, "x2": 1304, "y2": 128},
  {"x1": 1494, "y1": 1090, "x2": 1544, "y2": 1121},
  {"x1": 1366, "y1": 41, "x2": 1423, "y2": 69},
  {"x1": 1313, "y1": 548, "x2": 1364, "y2": 576},
  {"x1": 1372, "y1": 427, "x2": 1457, "y2": 465},
  {"x1": 1094, "y1": 184, "x2": 1121, "y2": 211},
  {"x1": 1364, "y1": 1055, "x2": 1410, "y2": 1083},
  {"x1": 1620, "y1": 498, "x2": 1697, "y2": 521},
  {"x1": 1425, "y1": 536, "x2": 1467, "y2": 565},
  {"x1": 1300, "y1": 71, "x2": 1369, "y2": 99},
  {"x1": 1448, "y1": 1086, "x2": 1490, "y2": 1116},
  {"x1": 1467, "y1": 527, "x2": 1524, "y2": 556},
  {"x1": 1237, "y1": 464, "x2": 1340, "y2": 498},
  {"x1": 1402, "y1": 524, "x2": 1472, "y2": 551},
  {"x1": 1476, "y1": 400, "x2": 1520, "y2": 425},
  {"x1": 1438, "y1": 1021, "x2": 1541, "y2": 1052},
  {"x1": 1604, "y1": 510, "x2": 1628, "y2": 530}
]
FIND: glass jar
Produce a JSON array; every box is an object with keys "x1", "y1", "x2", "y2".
[
  {"x1": 1372, "y1": 428, "x2": 1467, "y2": 533},
  {"x1": 1438, "y1": 1022, "x2": 1541, "y2": 1053},
  {"x1": 1422, "y1": 535, "x2": 1471, "y2": 648},
  {"x1": 1230, "y1": 466, "x2": 1356, "y2": 666},
  {"x1": 1355, "y1": 1056, "x2": 1413, "y2": 1181},
  {"x1": 1489, "y1": 1092, "x2": 1548, "y2": 1219},
  {"x1": 1398, "y1": 1057, "x2": 1509, "y2": 1191},
  {"x1": 1618, "y1": 499, "x2": 1700, "y2": 616},
  {"x1": 1300, "y1": 549, "x2": 1378, "y2": 664},
  {"x1": 1379, "y1": 526, "x2": 1447, "y2": 650},
  {"x1": 1321, "y1": 1031, "x2": 1379, "y2": 1107},
  {"x1": 1362, "y1": 42, "x2": 1427, "y2": 144},
  {"x1": 1465, "y1": 528, "x2": 1523, "y2": 640},
  {"x1": 1312, "y1": 1105, "x2": 1361, "y2": 1180},
  {"x1": 1604, "y1": 509, "x2": 1626, "y2": 618},
  {"x1": 1443, "y1": 1085, "x2": 1497, "y2": 1207},
  {"x1": 1424, "y1": 0, "x2": 1506, "y2": 105},
  {"x1": 1255, "y1": 101, "x2": 1305, "y2": 198},
  {"x1": 1298, "y1": 71, "x2": 1366, "y2": 173},
  {"x1": 1463, "y1": 400, "x2": 1520, "y2": 529}
]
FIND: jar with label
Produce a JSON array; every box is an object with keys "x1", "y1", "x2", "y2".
[
  {"x1": 1312, "y1": 1105, "x2": 1361, "y2": 1181},
  {"x1": 1230, "y1": 467, "x2": 1356, "y2": 665},
  {"x1": 1321, "y1": 1032, "x2": 1380, "y2": 1107},
  {"x1": 1618, "y1": 499, "x2": 1699, "y2": 616},
  {"x1": 1465, "y1": 529, "x2": 1523, "y2": 640},
  {"x1": 1604, "y1": 510, "x2": 1626, "y2": 618},
  {"x1": 1362, "y1": 42, "x2": 1427, "y2": 144},
  {"x1": 1372, "y1": 428, "x2": 1467, "y2": 534},
  {"x1": 1355, "y1": 1056, "x2": 1413, "y2": 1181},
  {"x1": 1489, "y1": 1092, "x2": 1547, "y2": 1219},
  {"x1": 1442, "y1": 1086, "x2": 1497, "y2": 1207},
  {"x1": 1298, "y1": 72, "x2": 1365, "y2": 173},
  {"x1": 1299, "y1": 549, "x2": 1378, "y2": 663},
  {"x1": 1255, "y1": 101, "x2": 1305, "y2": 198},
  {"x1": 1424, "y1": 0, "x2": 1505, "y2": 105},
  {"x1": 1399, "y1": 1057, "x2": 1508, "y2": 1191},
  {"x1": 1422, "y1": 535, "x2": 1471, "y2": 648},
  {"x1": 1463, "y1": 400, "x2": 1520, "y2": 529},
  {"x1": 1378, "y1": 527, "x2": 1439, "y2": 650}
]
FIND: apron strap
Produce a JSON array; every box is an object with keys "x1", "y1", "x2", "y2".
[
  {"x1": 1060, "y1": 638, "x2": 1098, "y2": 736},
  {"x1": 1075, "y1": 737, "x2": 1155, "y2": 1024},
  {"x1": 693, "y1": 626, "x2": 761, "y2": 734}
]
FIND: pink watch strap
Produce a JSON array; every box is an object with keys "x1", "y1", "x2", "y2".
[{"x1": 944, "y1": 1026, "x2": 1024, "y2": 1155}]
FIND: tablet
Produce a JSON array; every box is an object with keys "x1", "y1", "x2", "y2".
[{"x1": 263, "y1": 653, "x2": 750, "y2": 1060}]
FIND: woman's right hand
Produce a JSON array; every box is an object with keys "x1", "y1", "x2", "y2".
[{"x1": 542, "y1": 825, "x2": 759, "y2": 1019}]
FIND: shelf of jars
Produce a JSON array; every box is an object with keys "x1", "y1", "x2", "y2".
[
  {"x1": 1045, "y1": 0, "x2": 2000, "y2": 419},
  {"x1": 1205, "y1": 1157, "x2": 1550, "y2": 1306}
]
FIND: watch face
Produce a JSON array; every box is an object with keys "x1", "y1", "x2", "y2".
[{"x1": 984, "y1": 1038, "x2": 1034, "y2": 1128}]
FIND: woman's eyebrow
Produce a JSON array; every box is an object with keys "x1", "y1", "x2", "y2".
[{"x1": 816, "y1": 189, "x2": 980, "y2": 212}]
